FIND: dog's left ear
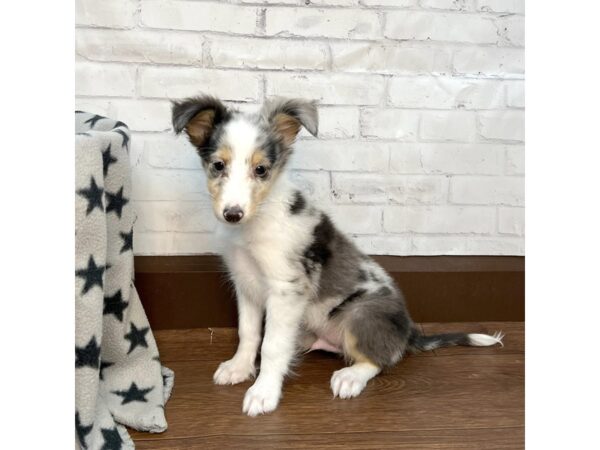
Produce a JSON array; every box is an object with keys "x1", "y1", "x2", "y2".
[
  {"x1": 262, "y1": 97, "x2": 318, "y2": 147},
  {"x1": 171, "y1": 95, "x2": 230, "y2": 152}
]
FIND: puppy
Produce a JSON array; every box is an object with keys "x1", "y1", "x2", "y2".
[{"x1": 171, "y1": 95, "x2": 503, "y2": 416}]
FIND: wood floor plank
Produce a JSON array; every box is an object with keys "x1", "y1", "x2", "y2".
[
  {"x1": 153, "y1": 326, "x2": 438, "y2": 363},
  {"x1": 134, "y1": 427, "x2": 524, "y2": 449},
  {"x1": 132, "y1": 322, "x2": 524, "y2": 448},
  {"x1": 131, "y1": 357, "x2": 523, "y2": 439}
]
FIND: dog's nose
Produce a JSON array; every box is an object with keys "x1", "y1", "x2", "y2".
[{"x1": 223, "y1": 206, "x2": 244, "y2": 223}]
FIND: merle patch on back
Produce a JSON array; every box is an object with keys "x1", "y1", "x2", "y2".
[
  {"x1": 328, "y1": 289, "x2": 367, "y2": 318},
  {"x1": 289, "y1": 191, "x2": 306, "y2": 214},
  {"x1": 302, "y1": 213, "x2": 334, "y2": 275}
]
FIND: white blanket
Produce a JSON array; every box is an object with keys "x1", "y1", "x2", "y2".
[{"x1": 75, "y1": 112, "x2": 174, "y2": 450}]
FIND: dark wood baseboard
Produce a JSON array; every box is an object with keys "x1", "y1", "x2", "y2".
[{"x1": 135, "y1": 255, "x2": 524, "y2": 330}]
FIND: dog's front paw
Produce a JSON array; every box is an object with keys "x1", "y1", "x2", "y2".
[
  {"x1": 213, "y1": 358, "x2": 255, "y2": 385},
  {"x1": 242, "y1": 381, "x2": 281, "y2": 416},
  {"x1": 331, "y1": 367, "x2": 368, "y2": 399}
]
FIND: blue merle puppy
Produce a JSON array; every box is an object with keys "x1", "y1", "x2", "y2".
[{"x1": 171, "y1": 95, "x2": 504, "y2": 416}]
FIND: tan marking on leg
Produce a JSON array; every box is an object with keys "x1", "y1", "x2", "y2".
[{"x1": 343, "y1": 330, "x2": 380, "y2": 368}]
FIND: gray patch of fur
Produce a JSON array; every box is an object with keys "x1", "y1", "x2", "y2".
[{"x1": 343, "y1": 288, "x2": 413, "y2": 367}]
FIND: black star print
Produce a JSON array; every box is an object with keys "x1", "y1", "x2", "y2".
[
  {"x1": 100, "y1": 427, "x2": 123, "y2": 450},
  {"x1": 99, "y1": 360, "x2": 114, "y2": 381},
  {"x1": 76, "y1": 336, "x2": 100, "y2": 369},
  {"x1": 102, "y1": 144, "x2": 118, "y2": 177},
  {"x1": 76, "y1": 255, "x2": 106, "y2": 295},
  {"x1": 106, "y1": 187, "x2": 129, "y2": 219},
  {"x1": 119, "y1": 228, "x2": 134, "y2": 254},
  {"x1": 103, "y1": 289, "x2": 128, "y2": 322},
  {"x1": 124, "y1": 323, "x2": 150, "y2": 354},
  {"x1": 114, "y1": 129, "x2": 129, "y2": 150},
  {"x1": 77, "y1": 176, "x2": 104, "y2": 216},
  {"x1": 84, "y1": 114, "x2": 104, "y2": 129},
  {"x1": 75, "y1": 411, "x2": 93, "y2": 449},
  {"x1": 112, "y1": 382, "x2": 154, "y2": 405}
]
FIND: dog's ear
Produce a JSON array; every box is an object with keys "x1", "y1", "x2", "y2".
[
  {"x1": 171, "y1": 96, "x2": 230, "y2": 150},
  {"x1": 262, "y1": 97, "x2": 318, "y2": 147}
]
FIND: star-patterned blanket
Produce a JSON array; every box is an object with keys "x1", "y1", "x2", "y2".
[{"x1": 75, "y1": 112, "x2": 174, "y2": 450}]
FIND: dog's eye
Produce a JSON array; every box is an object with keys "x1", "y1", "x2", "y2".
[
  {"x1": 254, "y1": 165, "x2": 268, "y2": 177},
  {"x1": 212, "y1": 161, "x2": 225, "y2": 172}
]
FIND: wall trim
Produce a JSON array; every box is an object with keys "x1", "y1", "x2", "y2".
[{"x1": 135, "y1": 255, "x2": 525, "y2": 329}]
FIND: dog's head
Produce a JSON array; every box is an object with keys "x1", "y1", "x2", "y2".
[{"x1": 172, "y1": 96, "x2": 318, "y2": 224}]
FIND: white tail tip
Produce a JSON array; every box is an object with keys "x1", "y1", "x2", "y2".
[{"x1": 468, "y1": 331, "x2": 505, "y2": 347}]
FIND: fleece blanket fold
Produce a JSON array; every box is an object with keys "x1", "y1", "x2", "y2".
[{"x1": 75, "y1": 112, "x2": 174, "y2": 450}]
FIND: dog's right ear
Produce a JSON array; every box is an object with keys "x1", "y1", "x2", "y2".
[{"x1": 171, "y1": 96, "x2": 230, "y2": 150}]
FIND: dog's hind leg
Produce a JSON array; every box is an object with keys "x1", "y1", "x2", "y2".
[{"x1": 331, "y1": 331, "x2": 381, "y2": 399}]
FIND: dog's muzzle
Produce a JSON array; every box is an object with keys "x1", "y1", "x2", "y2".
[{"x1": 223, "y1": 205, "x2": 244, "y2": 223}]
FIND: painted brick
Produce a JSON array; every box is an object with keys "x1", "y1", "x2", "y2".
[
  {"x1": 498, "y1": 207, "x2": 524, "y2": 235},
  {"x1": 331, "y1": 43, "x2": 451, "y2": 75},
  {"x1": 131, "y1": 167, "x2": 208, "y2": 202},
  {"x1": 353, "y1": 235, "x2": 411, "y2": 255},
  {"x1": 135, "y1": 201, "x2": 217, "y2": 233},
  {"x1": 390, "y1": 143, "x2": 503, "y2": 175},
  {"x1": 388, "y1": 77, "x2": 505, "y2": 109},
  {"x1": 75, "y1": 29, "x2": 204, "y2": 65},
  {"x1": 506, "y1": 81, "x2": 525, "y2": 108},
  {"x1": 265, "y1": 8, "x2": 381, "y2": 39},
  {"x1": 75, "y1": 62, "x2": 136, "y2": 97},
  {"x1": 360, "y1": 0, "x2": 416, "y2": 6},
  {"x1": 328, "y1": 205, "x2": 382, "y2": 234},
  {"x1": 450, "y1": 176, "x2": 524, "y2": 206},
  {"x1": 240, "y1": 0, "x2": 300, "y2": 4},
  {"x1": 141, "y1": 134, "x2": 202, "y2": 170},
  {"x1": 301, "y1": 107, "x2": 359, "y2": 139},
  {"x1": 133, "y1": 231, "x2": 221, "y2": 255},
  {"x1": 453, "y1": 47, "x2": 524, "y2": 77},
  {"x1": 409, "y1": 236, "x2": 524, "y2": 255},
  {"x1": 308, "y1": 0, "x2": 360, "y2": 5},
  {"x1": 420, "y1": 0, "x2": 474, "y2": 11},
  {"x1": 384, "y1": 11, "x2": 498, "y2": 44},
  {"x1": 476, "y1": 0, "x2": 525, "y2": 14},
  {"x1": 288, "y1": 170, "x2": 333, "y2": 205},
  {"x1": 421, "y1": 111, "x2": 478, "y2": 141},
  {"x1": 495, "y1": 15, "x2": 525, "y2": 47},
  {"x1": 139, "y1": 66, "x2": 261, "y2": 102},
  {"x1": 290, "y1": 140, "x2": 389, "y2": 172},
  {"x1": 360, "y1": 109, "x2": 420, "y2": 140},
  {"x1": 76, "y1": 0, "x2": 137, "y2": 29},
  {"x1": 266, "y1": 73, "x2": 385, "y2": 105},
  {"x1": 384, "y1": 206, "x2": 496, "y2": 233},
  {"x1": 76, "y1": 0, "x2": 525, "y2": 257},
  {"x1": 332, "y1": 173, "x2": 448, "y2": 204},
  {"x1": 209, "y1": 37, "x2": 328, "y2": 70},
  {"x1": 505, "y1": 145, "x2": 524, "y2": 175},
  {"x1": 141, "y1": 1, "x2": 258, "y2": 34},
  {"x1": 478, "y1": 110, "x2": 525, "y2": 141}
]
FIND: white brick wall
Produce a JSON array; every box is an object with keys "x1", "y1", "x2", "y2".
[{"x1": 76, "y1": 0, "x2": 524, "y2": 256}]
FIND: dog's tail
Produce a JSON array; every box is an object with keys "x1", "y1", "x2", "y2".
[{"x1": 408, "y1": 328, "x2": 504, "y2": 352}]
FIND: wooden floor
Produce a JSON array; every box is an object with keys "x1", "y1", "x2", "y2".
[{"x1": 130, "y1": 322, "x2": 524, "y2": 449}]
